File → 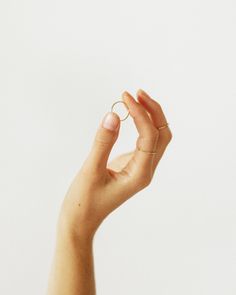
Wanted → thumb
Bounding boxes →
[86,112,120,172]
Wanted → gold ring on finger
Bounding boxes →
[137,146,158,155]
[157,123,169,130]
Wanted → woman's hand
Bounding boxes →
[58,90,172,241]
[48,89,172,295]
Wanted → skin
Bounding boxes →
[47,89,172,295]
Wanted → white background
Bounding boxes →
[0,0,236,294]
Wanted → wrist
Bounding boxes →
[57,210,96,244]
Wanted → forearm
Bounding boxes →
[47,219,96,295]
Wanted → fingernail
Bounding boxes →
[102,112,120,131]
[122,91,129,101]
[138,89,147,96]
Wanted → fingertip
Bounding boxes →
[137,88,145,96]
[137,89,151,99]
[137,90,160,109]
[102,112,120,131]
[122,91,130,101]
[121,91,140,119]
[122,91,137,105]
[137,90,151,111]
[111,111,121,122]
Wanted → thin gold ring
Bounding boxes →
[157,123,169,130]
[111,101,130,121]
[137,146,158,155]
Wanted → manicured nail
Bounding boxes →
[102,112,120,131]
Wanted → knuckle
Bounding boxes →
[95,137,110,148]
[161,129,173,144]
[135,173,152,189]
[80,162,98,178]
[141,176,152,188]
[94,132,115,148]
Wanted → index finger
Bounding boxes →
[120,91,160,189]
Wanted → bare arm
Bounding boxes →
[47,223,95,295]
[47,89,172,295]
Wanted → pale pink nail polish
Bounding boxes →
[102,112,119,131]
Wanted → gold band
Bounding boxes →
[111,101,130,121]
[157,123,169,130]
[137,146,158,155]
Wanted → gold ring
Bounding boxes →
[157,123,169,130]
[137,146,158,155]
[111,101,130,121]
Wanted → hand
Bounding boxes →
[58,90,172,241]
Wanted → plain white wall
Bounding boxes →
[0,0,236,294]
